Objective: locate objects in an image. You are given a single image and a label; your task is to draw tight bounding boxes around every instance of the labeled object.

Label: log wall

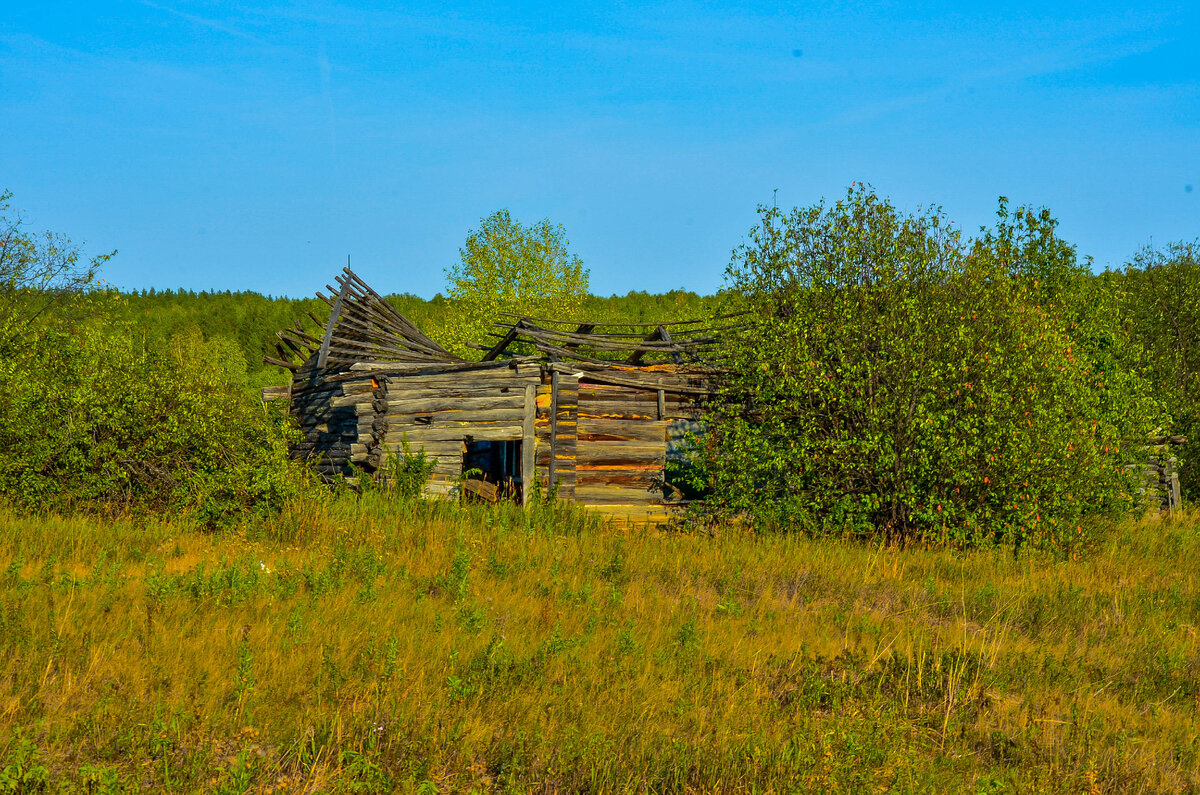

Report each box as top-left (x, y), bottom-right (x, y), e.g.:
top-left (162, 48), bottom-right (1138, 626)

top-left (288, 357), bottom-right (712, 521)
top-left (534, 372), bottom-right (579, 499)
top-left (567, 382), bottom-right (706, 522)
top-left (333, 363), bottom-right (543, 496)
top-left (288, 361), bottom-right (363, 478)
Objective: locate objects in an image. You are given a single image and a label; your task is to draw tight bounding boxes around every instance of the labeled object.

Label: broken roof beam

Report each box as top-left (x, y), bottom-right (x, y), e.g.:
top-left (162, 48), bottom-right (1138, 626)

top-left (480, 319), bottom-right (526, 361)
top-left (338, 269), bottom-right (452, 357)
top-left (495, 310), bottom-right (749, 328)
top-left (332, 304), bottom-right (453, 359)
top-left (627, 326), bottom-right (667, 365)
top-left (660, 326), bottom-right (684, 365)
top-left (316, 280), bottom-right (346, 369)
top-left (495, 311), bottom-right (705, 329)
top-left (496, 322), bottom-right (706, 353)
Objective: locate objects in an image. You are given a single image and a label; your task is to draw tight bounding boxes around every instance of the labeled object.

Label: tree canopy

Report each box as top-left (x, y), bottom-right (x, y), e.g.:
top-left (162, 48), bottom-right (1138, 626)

top-left (694, 186), bottom-right (1160, 550)
top-left (440, 209), bottom-right (590, 358)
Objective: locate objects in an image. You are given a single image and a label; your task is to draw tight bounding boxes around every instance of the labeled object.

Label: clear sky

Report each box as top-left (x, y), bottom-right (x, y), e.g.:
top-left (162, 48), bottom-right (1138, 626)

top-left (1, 2), bottom-right (1196, 298)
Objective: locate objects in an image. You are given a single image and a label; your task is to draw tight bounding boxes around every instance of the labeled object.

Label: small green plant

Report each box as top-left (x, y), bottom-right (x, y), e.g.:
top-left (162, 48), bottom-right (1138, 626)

top-left (373, 437), bottom-right (436, 500)
top-left (0, 733), bottom-right (49, 793)
top-left (235, 635), bottom-right (255, 717)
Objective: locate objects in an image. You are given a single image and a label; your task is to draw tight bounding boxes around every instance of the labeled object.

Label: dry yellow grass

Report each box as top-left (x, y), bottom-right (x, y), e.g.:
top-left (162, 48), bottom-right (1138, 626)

top-left (0, 496), bottom-right (1197, 792)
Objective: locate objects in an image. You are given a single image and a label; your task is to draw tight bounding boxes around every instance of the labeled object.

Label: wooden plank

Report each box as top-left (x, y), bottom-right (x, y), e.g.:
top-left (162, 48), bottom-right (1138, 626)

top-left (316, 283), bottom-right (346, 370)
top-left (379, 386), bottom-right (533, 402)
top-left (263, 355), bottom-right (299, 371)
top-left (578, 408), bottom-right (659, 421)
top-left (386, 396), bottom-right (525, 413)
top-left (576, 441), bottom-right (664, 461)
top-left (387, 408), bottom-right (526, 423)
top-left (551, 373), bottom-right (578, 491)
top-left (335, 359), bottom-right (537, 380)
top-left (522, 383), bottom-right (536, 505)
top-left (580, 504), bottom-right (680, 526)
top-left (577, 470), bottom-right (661, 488)
top-left (462, 478), bottom-right (498, 502)
top-left (382, 439), bottom-right (463, 454)
top-left (332, 395), bottom-right (374, 409)
top-left (569, 366), bottom-right (715, 395)
top-left (384, 426), bottom-right (523, 443)
top-left (549, 370), bottom-right (559, 490)
top-left (377, 374), bottom-right (539, 390)
top-left (574, 485), bottom-right (665, 505)
top-left (579, 388), bottom-right (659, 402)
top-left (576, 418), bottom-right (667, 443)
top-left (481, 323), bottom-right (522, 361)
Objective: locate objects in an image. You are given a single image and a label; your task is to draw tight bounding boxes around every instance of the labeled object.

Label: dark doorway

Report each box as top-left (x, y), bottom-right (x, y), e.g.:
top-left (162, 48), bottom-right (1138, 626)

top-left (462, 438), bottom-right (523, 502)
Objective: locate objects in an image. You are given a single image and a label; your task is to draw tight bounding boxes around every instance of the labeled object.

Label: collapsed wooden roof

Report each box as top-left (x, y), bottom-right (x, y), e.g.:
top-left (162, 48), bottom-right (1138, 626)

top-left (267, 269), bottom-right (729, 390)
top-left (472, 314), bottom-right (723, 367)
top-left (265, 267), bottom-right (459, 371)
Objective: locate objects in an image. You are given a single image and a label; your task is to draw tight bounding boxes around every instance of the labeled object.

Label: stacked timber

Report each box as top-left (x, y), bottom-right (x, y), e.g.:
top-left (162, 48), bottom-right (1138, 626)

top-left (289, 361), bottom-right (365, 478)
top-left (1143, 435), bottom-right (1186, 512)
top-left (313, 269), bottom-right (455, 368)
top-left (265, 266), bottom-right (458, 374)
top-left (575, 383), bottom-right (667, 509)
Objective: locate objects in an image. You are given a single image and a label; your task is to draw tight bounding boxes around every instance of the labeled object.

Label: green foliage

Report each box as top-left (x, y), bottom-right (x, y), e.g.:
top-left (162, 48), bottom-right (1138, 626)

top-left (0, 310), bottom-right (315, 524)
top-left (441, 209), bottom-right (590, 357)
top-left (0, 733), bottom-right (49, 793)
top-left (697, 186), bottom-right (1159, 547)
top-left (0, 189), bottom-right (111, 361)
top-left (368, 438), bottom-right (437, 499)
top-left (0, 191), bottom-right (316, 524)
top-left (116, 288), bottom-right (325, 389)
top-left (1119, 241), bottom-right (1200, 497)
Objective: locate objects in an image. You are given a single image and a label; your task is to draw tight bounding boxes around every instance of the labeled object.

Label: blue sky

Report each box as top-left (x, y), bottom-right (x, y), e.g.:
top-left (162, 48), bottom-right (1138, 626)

top-left (1, 2), bottom-right (1197, 298)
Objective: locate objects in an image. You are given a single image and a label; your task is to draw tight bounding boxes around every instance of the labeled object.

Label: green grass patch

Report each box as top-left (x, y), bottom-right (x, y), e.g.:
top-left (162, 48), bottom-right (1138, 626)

top-left (0, 500), bottom-right (1197, 792)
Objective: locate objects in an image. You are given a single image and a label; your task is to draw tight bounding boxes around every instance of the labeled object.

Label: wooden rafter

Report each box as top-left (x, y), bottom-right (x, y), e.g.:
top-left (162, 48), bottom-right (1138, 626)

top-left (265, 266), bottom-right (461, 373)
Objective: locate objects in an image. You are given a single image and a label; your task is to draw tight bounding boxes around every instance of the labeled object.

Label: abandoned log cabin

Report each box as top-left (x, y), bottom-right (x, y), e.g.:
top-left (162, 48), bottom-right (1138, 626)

top-left (265, 268), bottom-right (723, 522)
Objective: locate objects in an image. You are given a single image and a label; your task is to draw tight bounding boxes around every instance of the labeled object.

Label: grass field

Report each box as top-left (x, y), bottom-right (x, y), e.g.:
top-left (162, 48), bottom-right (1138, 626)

top-left (1, 496), bottom-right (1198, 793)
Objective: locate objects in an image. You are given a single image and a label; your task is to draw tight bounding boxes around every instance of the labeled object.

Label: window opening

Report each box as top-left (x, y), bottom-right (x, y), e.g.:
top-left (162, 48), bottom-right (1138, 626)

top-left (462, 438), bottom-right (522, 502)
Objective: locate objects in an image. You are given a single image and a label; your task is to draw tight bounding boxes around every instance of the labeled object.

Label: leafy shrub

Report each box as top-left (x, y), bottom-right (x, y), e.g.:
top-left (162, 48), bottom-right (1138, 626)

top-left (696, 186), bottom-right (1160, 547)
top-left (1119, 241), bottom-right (1200, 497)
top-left (0, 301), bottom-right (315, 525)
top-left (372, 438), bottom-right (437, 499)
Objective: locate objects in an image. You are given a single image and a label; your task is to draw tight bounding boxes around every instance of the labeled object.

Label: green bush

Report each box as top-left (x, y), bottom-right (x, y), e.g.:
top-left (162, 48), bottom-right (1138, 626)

top-left (1119, 241), bottom-right (1200, 498)
top-left (0, 300), bottom-right (315, 525)
top-left (696, 186), bottom-right (1160, 548)
top-left (373, 438), bottom-right (437, 500)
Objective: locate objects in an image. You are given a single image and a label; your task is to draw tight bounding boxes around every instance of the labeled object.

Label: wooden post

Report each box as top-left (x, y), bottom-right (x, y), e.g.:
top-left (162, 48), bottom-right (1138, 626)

top-left (658, 325), bottom-right (684, 364)
top-left (549, 370), bottom-right (560, 491)
top-left (316, 281), bottom-right (345, 369)
top-left (522, 383), bottom-right (536, 505)
top-left (657, 389), bottom-right (665, 420)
